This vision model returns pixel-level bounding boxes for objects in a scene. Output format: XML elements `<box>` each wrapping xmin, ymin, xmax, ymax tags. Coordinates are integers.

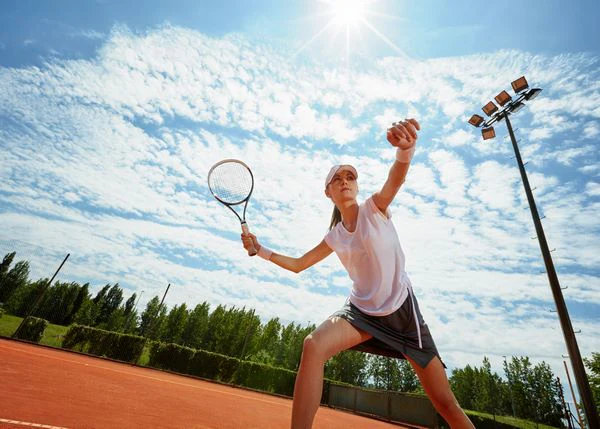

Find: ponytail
<box><xmin>329</xmin><ymin>205</ymin><xmax>342</xmax><ymax>230</ymax></box>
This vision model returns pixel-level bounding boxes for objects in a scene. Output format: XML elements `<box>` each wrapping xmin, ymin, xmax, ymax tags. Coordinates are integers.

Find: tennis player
<box><xmin>242</xmin><ymin>119</ymin><xmax>474</xmax><ymax>429</ymax></box>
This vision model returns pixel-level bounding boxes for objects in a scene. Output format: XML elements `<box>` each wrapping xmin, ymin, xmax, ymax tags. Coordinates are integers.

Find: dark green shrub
<box><xmin>13</xmin><ymin>316</ymin><xmax>48</xmax><ymax>343</ymax></box>
<box><xmin>233</xmin><ymin>361</ymin><xmax>297</xmax><ymax>396</ymax></box>
<box><xmin>148</xmin><ymin>342</ymin><xmax>195</xmax><ymax>374</ymax></box>
<box><xmin>187</xmin><ymin>348</ymin><xmax>239</xmax><ymax>380</ymax></box>
<box><xmin>62</xmin><ymin>324</ymin><xmax>145</xmax><ymax>363</ymax></box>
<box><xmin>219</xmin><ymin>355</ymin><xmax>241</xmax><ymax>382</ymax></box>
<box><xmin>148</xmin><ymin>342</ymin><xmax>297</xmax><ymax>395</ymax></box>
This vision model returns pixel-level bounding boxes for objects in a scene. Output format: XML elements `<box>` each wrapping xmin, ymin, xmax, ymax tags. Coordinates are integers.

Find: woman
<box><xmin>241</xmin><ymin>119</ymin><xmax>474</xmax><ymax>429</ymax></box>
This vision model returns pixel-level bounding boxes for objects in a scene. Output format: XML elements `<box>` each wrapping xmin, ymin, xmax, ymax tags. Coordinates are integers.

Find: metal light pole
<box><xmin>468</xmin><ymin>76</ymin><xmax>599</xmax><ymax>428</ymax></box>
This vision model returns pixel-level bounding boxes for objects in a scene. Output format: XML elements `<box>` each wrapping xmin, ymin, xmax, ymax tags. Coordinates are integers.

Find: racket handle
<box><xmin>241</xmin><ymin>222</ymin><xmax>257</xmax><ymax>256</ymax></box>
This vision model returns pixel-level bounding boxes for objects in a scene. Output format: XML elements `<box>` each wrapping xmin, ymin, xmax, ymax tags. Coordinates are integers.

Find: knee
<box><xmin>301</xmin><ymin>334</ymin><xmax>325</xmax><ymax>363</ymax></box>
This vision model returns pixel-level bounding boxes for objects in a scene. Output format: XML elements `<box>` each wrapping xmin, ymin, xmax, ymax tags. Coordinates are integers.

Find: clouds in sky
<box><xmin>0</xmin><ymin>24</ymin><xmax>598</xmax><ymax>377</ymax></box>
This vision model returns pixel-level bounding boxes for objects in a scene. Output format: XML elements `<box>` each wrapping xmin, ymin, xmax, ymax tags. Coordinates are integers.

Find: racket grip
<box><xmin>241</xmin><ymin>222</ymin><xmax>257</xmax><ymax>256</ymax></box>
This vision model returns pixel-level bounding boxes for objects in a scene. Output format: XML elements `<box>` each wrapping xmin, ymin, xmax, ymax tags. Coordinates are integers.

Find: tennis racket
<box><xmin>207</xmin><ymin>159</ymin><xmax>258</xmax><ymax>256</ymax></box>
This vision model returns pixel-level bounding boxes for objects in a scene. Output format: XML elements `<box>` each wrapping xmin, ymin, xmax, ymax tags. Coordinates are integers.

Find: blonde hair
<box><xmin>329</xmin><ymin>205</ymin><xmax>342</xmax><ymax>230</ymax></box>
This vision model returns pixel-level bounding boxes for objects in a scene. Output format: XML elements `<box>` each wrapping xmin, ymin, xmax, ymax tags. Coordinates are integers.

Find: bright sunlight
<box><xmin>294</xmin><ymin>0</ymin><xmax>406</xmax><ymax>63</ymax></box>
<box><xmin>329</xmin><ymin>0</ymin><xmax>366</xmax><ymax>26</ymax></box>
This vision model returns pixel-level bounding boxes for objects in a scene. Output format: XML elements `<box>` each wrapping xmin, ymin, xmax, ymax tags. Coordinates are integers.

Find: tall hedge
<box><xmin>148</xmin><ymin>342</ymin><xmax>297</xmax><ymax>396</ymax></box>
<box><xmin>232</xmin><ymin>360</ymin><xmax>297</xmax><ymax>396</ymax></box>
<box><xmin>13</xmin><ymin>316</ymin><xmax>48</xmax><ymax>343</ymax></box>
<box><xmin>62</xmin><ymin>324</ymin><xmax>145</xmax><ymax>363</ymax></box>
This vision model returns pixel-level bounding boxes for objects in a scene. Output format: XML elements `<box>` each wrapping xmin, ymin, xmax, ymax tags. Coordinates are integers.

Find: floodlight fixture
<box><xmin>495</xmin><ymin>90</ymin><xmax>512</xmax><ymax>106</ymax></box>
<box><xmin>482</xmin><ymin>101</ymin><xmax>498</xmax><ymax>116</ymax></box>
<box><xmin>511</xmin><ymin>76</ymin><xmax>529</xmax><ymax>93</ymax></box>
<box><xmin>482</xmin><ymin>127</ymin><xmax>496</xmax><ymax>140</ymax></box>
<box><xmin>510</xmin><ymin>102</ymin><xmax>525</xmax><ymax>114</ymax></box>
<box><xmin>525</xmin><ymin>88</ymin><xmax>543</xmax><ymax>101</ymax></box>
<box><xmin>468</xmin><ymin>114</ymin><xmax>485</xmax><ymax>127</ymax></box>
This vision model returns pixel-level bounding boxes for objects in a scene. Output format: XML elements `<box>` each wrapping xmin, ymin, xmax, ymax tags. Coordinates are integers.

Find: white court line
<box><xmin>0</xmin><ymin>342</ymin><xmax>290</xmax><ymax>408</ymax></box>
<box><xmin>0</xmin><ymin>417</ymin><xmax>70</xmax><ymax>429</ymax></box>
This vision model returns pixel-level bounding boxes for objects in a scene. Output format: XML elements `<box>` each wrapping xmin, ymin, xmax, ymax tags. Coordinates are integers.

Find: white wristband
<box><xmin>396</xmin><ymin>145</ymin><xmax>416</xmax><ymax>163</ymax></box>
<box><xmin>257</xmin><ymin>245</ymin><xmax>273</xmax><ymax>261</ymax></box>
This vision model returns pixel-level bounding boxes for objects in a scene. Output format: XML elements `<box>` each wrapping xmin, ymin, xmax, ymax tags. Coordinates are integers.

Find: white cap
<box><xmin>324</xmin><ymin>165</ymin><xmax>358</xmax><ymax>189</ymax></box>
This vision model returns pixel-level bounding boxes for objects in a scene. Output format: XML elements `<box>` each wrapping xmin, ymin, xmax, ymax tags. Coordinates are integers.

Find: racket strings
<box><xmin>209</xmin><ymin>162</ymin><xmax>253</xmax><ymax>204</ymax></box>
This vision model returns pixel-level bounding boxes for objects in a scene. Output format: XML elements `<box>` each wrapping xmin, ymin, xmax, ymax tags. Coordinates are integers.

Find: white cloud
<box><xmin>437</xmin><ymin>129</ymin><xmax>476</xmax><ymax>148</ymax></box>
<box><xmin>583</xmin><ymin>121</ymin><xmax>600</xmax><ymax>139</ymax></box>
<box><xmin>585</xmin><ymin>181</ymin><xmax>600</xmax><ymax>197</ymax></box>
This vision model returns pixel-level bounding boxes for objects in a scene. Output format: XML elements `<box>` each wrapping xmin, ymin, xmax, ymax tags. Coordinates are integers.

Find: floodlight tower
<box><xmin>467</xmin><ymin>76</ymin><xmax>599</xmax><ymax>428</ymax></box>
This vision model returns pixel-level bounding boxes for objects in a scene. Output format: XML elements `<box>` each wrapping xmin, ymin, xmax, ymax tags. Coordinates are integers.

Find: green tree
<box><xmin>122</xmin><ymin>293</ymin><xmax>139</xmax><ymax>333</ymax></box>
<box><xmin>471</xmin><ymin>357</ymin><xmax>505</xmax><ymax>415</ymax></box>
<box><xmin>91</xmin><ymin>284</ymin><xmax>110</xmax><ymax>325</ymax></box>
<box><xmin>162</xmin><ymin>303</ymin><xmax>188</xmax><ymax>344</ymax></box>
<box><xmin>66</xmin><ymin>283</ymin><xmax>90</xmax><ymax>325</ymax></box>
<box><xmin>398</xmin><ymin>359</ymin><xmax>419</xmax><ymax>392</ymax></box>
<box><xmin>450</xmin><ymin>364</ymin><xmax>477</xmax><ymax>410</ymax></box>
<box><xmin>503</xmin><ymin>356</ymin><xmax>562</xmax><ymax>425</ymax></box>
<box><xmin>74</xmin><ymin>295</ymin><xmax>99</xmax><ymax>326</ymax></box>
<box><xmin>277</xmin><ymin>323</ymin><xmax>314</xmax><ymax>371</ymax></box>
<box><xmin>528</xmin><ymin>361</ymin><xmax>562</xmax><ymax>426</ymax></box>
<box><xmin>105</xmin><ymin>307</ymin><xmax>126</xmax><ymax>332</ymax></box>
<box><xmin>139</xmin><ymin>296</ymin><xmax>166</xmax><ymax>339</ymax></box>
<box><xmin>368</xmin><ymin>355</ymin><xmax>399</xmax><ymax>390</ymax></box>
<box><xmin>181</xmin><ymin>302</ymin><xmax>210</xmax><ymax>349</ymax></box>
<box><xmin>0</xmin><ymin>260</ymin><xmax>30</xmax><ymax>303</ymax></box>
<box><xmin>237</xmin><ymin>309</ymin><xmax>262</xmax><ymax>361</ymax></box>
<box><xmin>202</xmin><ymin>304</ymin><xmax>228</xmax><ymax>353</ymax></box>
<box><xmin>367</xmin><ymin>355</ymin><xmax>417</xmax><ymax>391</ymax></box>
<box><xmin>5</xmin><ymin>278</ymin><xmax>45</xmax><ymax>316</ymax></box>
<box><xmin>250</xmin><ymin>317</ymin><xmax>282</xmax><ymax>365</ymax></box>
<box><xmin>96</xmin><ymin>284</ymin><xmax>124</xmax><ymax>327</ymax></box>
<box><xmin>0</xmin><ymin>252</ymin><xmax>16</xmax><ymax>278</ymax></box>
<box><xmin>583</xmin><ymin>352</ymin><xmax>600</xmax><ymax>415</ymax></box>
<box><xmin>218</xmin><ymin>306</ymin><xmax>250</xmax><ymax>356</ymax></box>
<box><xmin>35</xmin><ymin>281</ymin><xmax>81</xmax><ymax>325</ymax></box>
<box><xmin>325</xmin><ymin>350</ymin><xmax>368</xmax><ymax>386</ymax></box>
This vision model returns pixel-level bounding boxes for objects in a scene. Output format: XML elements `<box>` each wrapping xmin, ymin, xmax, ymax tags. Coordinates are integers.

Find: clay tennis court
<box><xmin>0</xmin><ymin>338</ymin><xmax>407</xmax><ymax>428</ymax></box>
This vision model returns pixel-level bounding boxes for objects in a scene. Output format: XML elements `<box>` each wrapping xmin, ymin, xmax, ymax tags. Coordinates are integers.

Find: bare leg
<box><xmin>405</xmin><ymin>355</ymin><xmax>475</xmax><ymax>429</ymax></box>
<box><xmin>291</xmin><ymin>317</ymin><xmax>371</xmax><ymax>429</ymax></box>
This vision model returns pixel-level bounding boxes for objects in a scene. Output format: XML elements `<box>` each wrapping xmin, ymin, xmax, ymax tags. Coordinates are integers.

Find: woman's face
<box><xmin>325</xmin><ymin>170</ymin><xmax>358</xmax><ymax>203</ymax></box>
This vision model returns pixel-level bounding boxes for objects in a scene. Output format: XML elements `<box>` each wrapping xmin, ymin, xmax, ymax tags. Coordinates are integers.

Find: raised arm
<box><xmin>373</xmin><ymin>118</ymin><xmax>420</xmax><ymax>214</ymax></box>
<box><xmin>242</xmin><ymin>234</ymin><xmax>333</xmax><ymax>274</ymax></box>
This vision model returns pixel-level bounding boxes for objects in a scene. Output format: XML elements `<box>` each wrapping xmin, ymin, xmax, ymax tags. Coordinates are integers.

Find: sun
<box><xmin>294</xmin><ymin>0</ymin><xmax>406</xmax><ymax>63</ymax></box>
<box><xmin>329</xmin><ymin>0</ymin><xmax>366</xmax><ymax>26</ymax></box>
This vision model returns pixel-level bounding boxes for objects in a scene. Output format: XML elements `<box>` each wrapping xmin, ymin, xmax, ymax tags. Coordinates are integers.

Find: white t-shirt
<box><xmin>324</xmin><ymin>195</ymin><xmax>412</xmax><ymax>316</ymax></box>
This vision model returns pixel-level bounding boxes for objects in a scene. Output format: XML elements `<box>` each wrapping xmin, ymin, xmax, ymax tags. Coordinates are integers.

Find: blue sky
<box><xmin>0</xmin><ymin>0</ymin><xmax>598</xmax><ymax>408</ymax></box>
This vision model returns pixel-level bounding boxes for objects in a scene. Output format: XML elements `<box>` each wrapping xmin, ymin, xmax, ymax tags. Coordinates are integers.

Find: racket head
<box><xmin>207</xmin><ymin>159</ymin><xmax>255</xmax><ymax>206</ymax></box>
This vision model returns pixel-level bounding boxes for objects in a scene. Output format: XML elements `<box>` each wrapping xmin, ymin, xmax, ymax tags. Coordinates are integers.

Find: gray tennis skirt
<box><xmin>331</xmin><ymin>290</ymin><xmax>445</xmax><ymax>369</ymax></box>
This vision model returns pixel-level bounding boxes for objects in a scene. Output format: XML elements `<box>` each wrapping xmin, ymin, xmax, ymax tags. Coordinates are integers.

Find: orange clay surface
<box><xmin>0</xmin><ymin>338</ymin><xmax>406</xmax><ymax>428</ymax></box>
